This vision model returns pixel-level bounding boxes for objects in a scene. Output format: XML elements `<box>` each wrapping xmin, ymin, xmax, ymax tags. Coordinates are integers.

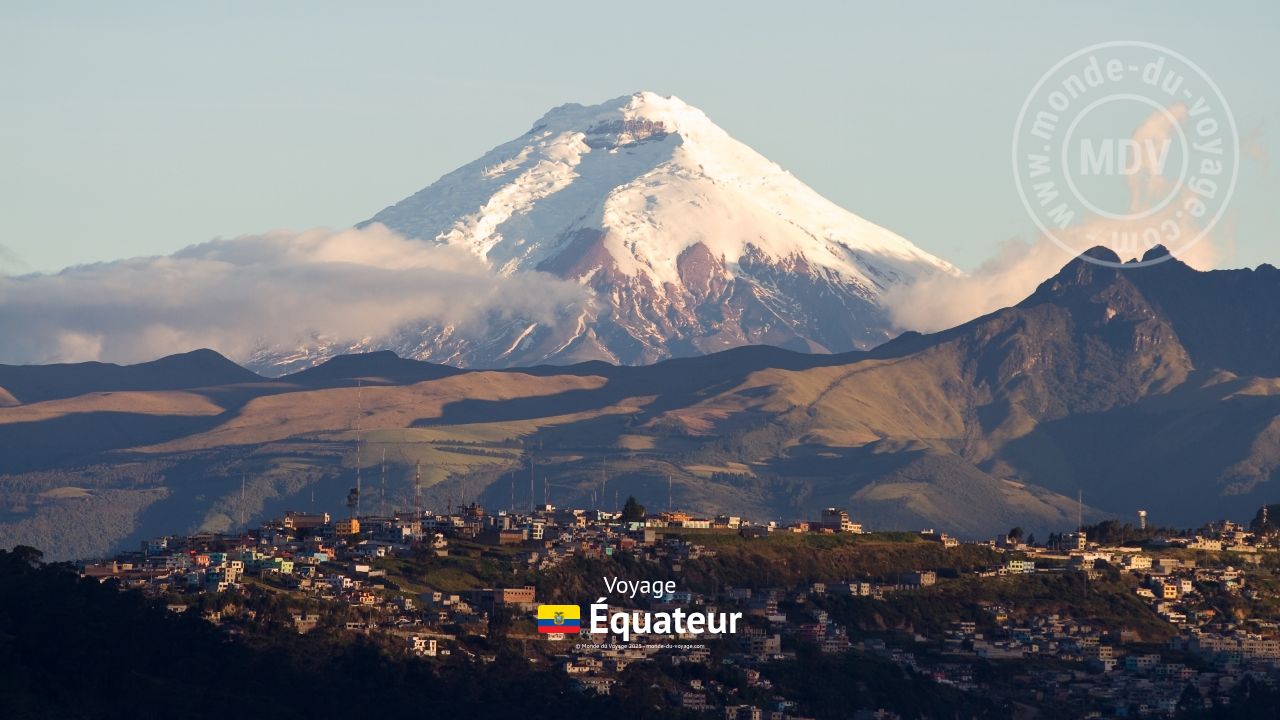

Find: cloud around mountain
<box><xmin>0</xmin><ymin>224</ymin><xmax>586</xmax><ymax>365</ymax></box>
<box><xmin>884</xmin><ymin>103</ymin><xmax>1229</xmax><ymax>334</ymax></box>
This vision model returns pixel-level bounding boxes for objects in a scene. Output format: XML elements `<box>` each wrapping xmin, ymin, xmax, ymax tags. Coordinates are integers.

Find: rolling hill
<box><xmin>2</xmin><ymin>246</ymin><xmax>1279</xmax><ymax>559</ymax></box>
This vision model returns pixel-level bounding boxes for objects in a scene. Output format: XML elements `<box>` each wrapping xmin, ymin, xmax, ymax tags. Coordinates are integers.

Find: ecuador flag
<box><xmin>536</xmin><ymin>604</ymin><xmax>581</xmax><ymax>634</ymax></box>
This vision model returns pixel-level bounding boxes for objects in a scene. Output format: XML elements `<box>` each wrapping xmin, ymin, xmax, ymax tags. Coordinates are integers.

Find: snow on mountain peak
<box><xmin>533</xmin><ymin>91</ymin><xmax>714</xmax><ymax>139</ymax></box>
<box><xmin>367</xmin><ymin>91</ymin><xmax>954</xmax><ymax>289</ymax></box>
<box><xmin>249</xmin><ymin>92</ymin><xmax>969</xmax><ymax>371</ymax></box>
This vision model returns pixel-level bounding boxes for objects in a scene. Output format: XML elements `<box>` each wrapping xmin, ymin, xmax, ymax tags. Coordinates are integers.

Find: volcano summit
<box><xmin>255</xmin><ymin>92</ymin><xmax>956</xmax><ymax>372</ymax></box>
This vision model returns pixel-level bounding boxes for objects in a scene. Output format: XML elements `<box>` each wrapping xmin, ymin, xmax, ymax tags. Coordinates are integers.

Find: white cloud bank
<box><xmin>885</xmin><ymin>222</ymin><xmax>1226</xmax><ymax>335</ymax></box>
<box><xmin>0</xmin><ymin>224</ymin><xmax>587</xmax><ymax>365</ymax></box>
<box><xmin>885</xmin><ymin>104</ymin><xmax>1231</xmax><ymax>334</ymax></box>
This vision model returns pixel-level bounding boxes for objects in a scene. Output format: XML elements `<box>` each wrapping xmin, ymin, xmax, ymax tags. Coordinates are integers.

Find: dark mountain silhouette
<box><xmin>282</xmin><ymin>350</ymin><xmax>466</xmax><ymax>388</ymax></box>
<box><xmin>0</xmin><ymin>349</ymin><xmax>261</xmax><ymax>404</ymax></box>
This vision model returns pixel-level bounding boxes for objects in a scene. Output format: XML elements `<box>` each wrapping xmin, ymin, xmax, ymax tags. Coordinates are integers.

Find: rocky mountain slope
<box><xmin>4</xmin><ymin>247</ymin><xmax>1279</xmax><ymax>559</ymax></box>
<box><xmin>251</xmin><ymin>92</ymin><xmax>955</xmax><ymax>373</ymax></box>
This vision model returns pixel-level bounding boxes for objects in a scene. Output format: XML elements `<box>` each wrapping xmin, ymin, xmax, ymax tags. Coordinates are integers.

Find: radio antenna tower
<box><xmin>354</xmin><ymin>380</ymin><xmax>363</xmax><ymax>518</ymax></box>
<box><xmin>240</xmin><ymin>472</ymin><xmax>246</xmax><ymax>528</ymax></box>
<box><xmin>1077</xmin><ymin>489</ymin><xmax>1083</xmax><ymax>531</ymax></box>
<box><xmin>354</xmin><ymin>462</ymin><xmax>362</xmax><ymax>518</ymax></box>
<box><xmin>380</xmin><ymin>448</ymin><xmax>387</xmax><ymax>517</ymax></box>
<box><xmin>413</xmin><ymin>459</ymin><xmax>422</xmax><ymax>520</ymax></box>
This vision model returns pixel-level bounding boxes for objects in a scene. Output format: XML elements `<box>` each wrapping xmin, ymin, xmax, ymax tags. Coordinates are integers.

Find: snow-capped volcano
<box><xmin>259</xmin><ymin>92</ymin><xmax>956</xmax><ymax>371</ymax></box>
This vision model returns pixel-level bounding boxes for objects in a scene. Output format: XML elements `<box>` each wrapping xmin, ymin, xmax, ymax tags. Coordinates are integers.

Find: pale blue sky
<box><xmin>2</xmin><ymin>1</ymin><xmax>1277</xmax><ymax>273</ymax></box>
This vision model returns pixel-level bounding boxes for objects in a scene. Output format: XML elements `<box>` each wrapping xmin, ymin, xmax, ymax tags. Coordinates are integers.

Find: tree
<box><xmin>487</xmin><ymin>605</ymin><xmax>514</xmax><ymax>640</ymax></box>
<box><xmin>9</xmin><ymin>545</ymin><xmax>44</xmax><ymax>567</ymax></box>
<box><xmin>1250</xmin><ymin>504</ymin><xmax>1280</xmax><ymax>534</ymax></box>
<box><xmin>621</xmin><ymin>496</ymin><xmax>646</xmax><ymax>523</ymax></box>
<box><xmin>1178</xmin><ymin>682</ymin><xmax>1203</xmax><ymax>713</ymax></box>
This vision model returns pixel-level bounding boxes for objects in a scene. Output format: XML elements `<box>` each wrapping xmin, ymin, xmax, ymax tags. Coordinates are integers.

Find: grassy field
<box><xmin>372</xmin><ymin>541</ymin><xmax>529</xmax><ymax>594</ymax></box>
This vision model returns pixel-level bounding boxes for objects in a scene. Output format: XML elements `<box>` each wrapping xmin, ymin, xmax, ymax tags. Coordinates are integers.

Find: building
<box><xmin>471</xmin><ymin>586</ymin><xmax>537</xmax><ymax>611</ymax></box>
<box><xmin>335</xmin><ymin>518</ymin><xmax>361</xmax><ymax>535</ymax></box>
<box><xmin>481</xmin><ymin>528</ymin><xmax>526</xmax><ymax>546</ymax></box>
<box><xmin>261</xmin><ymin>557</ymin><xmax>294</xmax><ymax>574</ymax></box>
<box><xmin>292</xmin><ymin>612</ymin><xmax>319</xmax><ymax>634</ymax></box>
<box><xmin>1187</xmin><ymin>536</ymin><xmax>1223</xmax><ymax>551</ymax></box>
<box><xmin>818</xmin><ymin>508</ymin><xmax>862</xmax><ymax>534</ymax></box>
<box><xmin>1063</xmin><ymin>531</ymin><xmax>1088</xmax><ymax>551</ymax></box>
<box><xmin>658</xmin><ymin>511</ymin><xmax>691</xmax><ymax>526</ymax></box>
<box><xmin>725</xmin><ymin>706</ymin><xmax>763</xmax><ymax>720</ymax></box>
<box><xmin>1005</xmin><ymin>559</ymin><xmax>1036</xmax><ymax>574</ymax></box>
<box><xmin>920</xmin><ymin>530</ymin><xmax>959</xmax><ymax>547</ymax></box>
<box><xmin>901</xmin><ymin>571</ymin><xmax>937</xmax><ymax>588</ymax></box>
<box><xmin>681</xmin><ymin>692</ymin><xmax>711</xmax><ymax>711</ymax></box>
<box><xmin>741</xmin><ymin>631</ymin><xmax>781</xmax><ymax>657</ymax></box>
<box><xmin>408</xmin><ymin>635</ymin><xmax>438</xmax><ymax>657</ymax></box>
<box><xmin>1121</xmin><ymin>554</ymin><xmax>1152</xmax><ymax>570</ymax></box>
<box><xmin>283</xmin><ymin>512</ymin><xmax>331</xmax><ymax>531</ymax></box>
<box><xmin>573</xmin><ymin>677</ymin><xmax>615</xmax><ymax>695</ymax></box>
<box><xmin>714</xmin><ymin>515</ymin><xmax>742</xmax><ymax>529</ymax></box>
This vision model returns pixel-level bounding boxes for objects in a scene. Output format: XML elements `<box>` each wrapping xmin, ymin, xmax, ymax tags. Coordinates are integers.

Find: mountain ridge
<box><xmin>4</xmin><ymin>248</ymin><xmax>1280</xmax><ymax>559</ymax></box>
<box><xmin>0</xmin><ymin>349</ymin><xmax>261</xmax><ymax>405</ymax></box>
<box><xmin>250</xmin><ymin>91</ymin><xmax>956</xmax><ymax>373</ymax></box>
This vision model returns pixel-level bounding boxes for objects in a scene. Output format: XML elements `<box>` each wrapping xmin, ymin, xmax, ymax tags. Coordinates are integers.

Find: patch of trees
<box><xmin>708</xmin><ymin>471</ymin><xmax>754</xmax><ymax>488</ymax></box>
<box><xmin>434</xmin><ymin>445</ymin><xmax>516</xmax><ymax>458</ymax></box>
<box><xmin>0</xmin><ymin>461</ymin><xmax>171</xmax><ymax>493</ymax></box>
<box><xmin>621</xmin><ymin>496</ymin><xmax>646</xmax><ymax>523</ymax></box>
<box><xmin>1250</xmin><ymin>504</ymin><xmax>1280</xmax><ymax>534</ymax></box>
<box><xmin>1081</xmin><ymin>519</ymin><xmax>1185</xmax><ymax>545</ymax></box>
<box><xmin>678</xmin><ymin>415</ymin><xmax>808</xmax><ymax>466</ymax></box>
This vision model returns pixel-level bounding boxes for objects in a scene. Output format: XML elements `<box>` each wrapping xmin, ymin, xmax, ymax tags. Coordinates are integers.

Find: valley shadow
<box><xmin>764</xmin><ymin>442</ymin><xmax>950</xmax><ymax>483</ymax></box>
<box><xmin>187</xmin><ymin>382</ymin><xmax>310</xmax><ymax>414</ymax></box>
<box><xmin>997</xmin><ymin>387</ymin><xmax>1280</xmax><ymax>526</ymax></box>
<box><xmin>416</xmin><ymin>344</ymin><xmax>856</xmax><ymax>428</ymax></box>
<box><xmin>115</xmin><ymin>444</ymin><xmax>354</xmax><ymax>554</ymax></box>
<box><xmin>281</xmin><ymin>351</ymin><xmax>467</xmax><ymax>388</ymax></box>
<box><xmin>0</xmin><ymin>412</ymin><xmax>228</xmax><ymax>472</ymax></box>
<box><xmin>115</xmin><ymin>454</ymin><xmax>242</xmax><ymax>551</ymax></box>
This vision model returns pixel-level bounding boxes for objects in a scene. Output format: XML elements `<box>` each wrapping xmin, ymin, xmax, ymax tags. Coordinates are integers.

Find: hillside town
<box><xmin>76</xmin><ymin>502</ymin><xmax>1280</xmax><ymax>719</ymax></box>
